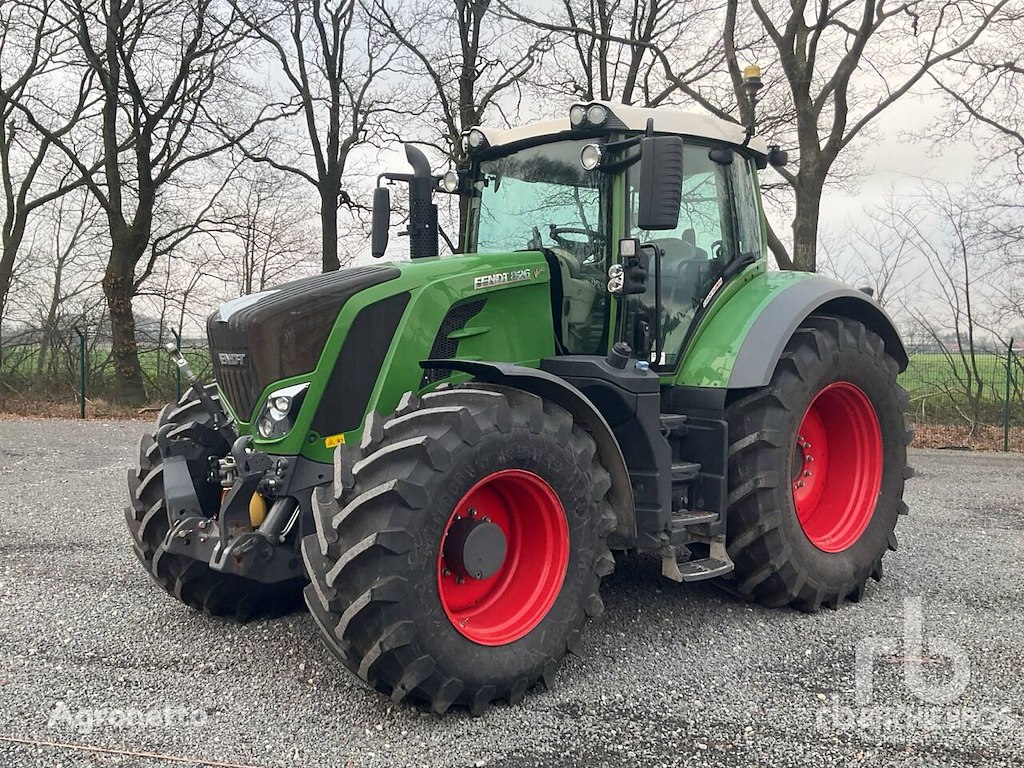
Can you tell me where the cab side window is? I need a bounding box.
[625,145,757,370]
[732,157,764,259]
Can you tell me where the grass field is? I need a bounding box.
[899,352,1014,401]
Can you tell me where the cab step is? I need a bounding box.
[670,461,701,483]
[660,414,688,436]
[670,509,718,528]
[676,556,734,582]
[660,537,734,583]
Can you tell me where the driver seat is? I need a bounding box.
[650,229,709,310]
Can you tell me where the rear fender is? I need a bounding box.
[675,272,907,390]
[728,277,908,388]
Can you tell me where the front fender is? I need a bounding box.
[421,359,635,540]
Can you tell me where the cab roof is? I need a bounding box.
[475,101,769,155]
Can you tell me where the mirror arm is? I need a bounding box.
[597,150,642,174]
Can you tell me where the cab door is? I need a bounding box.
[623,145,764,371]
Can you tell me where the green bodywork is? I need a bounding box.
[230,252,556,463]
[219,133,848,465]
[668,265,821,387]
[227,253,821,465]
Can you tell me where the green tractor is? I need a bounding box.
[126,79,912,714]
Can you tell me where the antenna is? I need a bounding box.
[741,65,763,147]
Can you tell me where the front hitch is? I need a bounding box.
[158,432,305,584]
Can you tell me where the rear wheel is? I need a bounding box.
[301,384,616,714]
[723,316,912,610]
[125,386,305,620]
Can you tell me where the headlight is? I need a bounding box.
[440,169,460,193]
[569,104,586,126]
[586,104,608,125]
[255,382,309,439]
[467,128,487,149]
[580,143,604,171]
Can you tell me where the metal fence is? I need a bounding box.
[3,329,1022,452]
[0,324,210,414]
[899,339,1022,452]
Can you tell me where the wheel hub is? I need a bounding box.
[442,515,507,581]
[437,469,569,646]
[792,381,883,553]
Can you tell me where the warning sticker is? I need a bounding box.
[324,433,346,449]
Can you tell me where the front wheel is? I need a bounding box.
[301,384,616,714]
[723,316,912,611]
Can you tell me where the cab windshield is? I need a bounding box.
[469,139,610,353]
[471,139,606,258]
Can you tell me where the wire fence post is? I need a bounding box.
[74,327,86,419]
[172,326,183,401]
[1005,338,1015,453]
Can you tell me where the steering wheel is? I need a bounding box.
[549,224,605,247]
[549,224,605,266]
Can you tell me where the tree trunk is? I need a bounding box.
[102,242,146,405]
[321,195,340,272]
[0,211,27,327]
[791,180,825,272]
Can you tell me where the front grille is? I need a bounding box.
[205,265,401,423]
[208,321,262,421]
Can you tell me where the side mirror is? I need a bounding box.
[371,186,390,259]
[768,145,789,167]
[636,136,683,231]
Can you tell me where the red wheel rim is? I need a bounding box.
[437,469,569,646]
[792,382,883,553]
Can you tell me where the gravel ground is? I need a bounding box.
[0,418,1021,768]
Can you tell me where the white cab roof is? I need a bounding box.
[477,101,768,154]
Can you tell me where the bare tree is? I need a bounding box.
[214,167,319,294]
[709,0,1012,271]
[374,0,548,154]
[229,0,401,272]
[27,188,105,380]
[510,0,1011,272]
[372,0,553,248]
[14,0,255,404]
[817,189,921,310]
[500,0,729,106]
[0,0,96,335]
[896,181,1011,430]
[932,5,1024,181]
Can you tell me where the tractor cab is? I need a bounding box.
[373,98,783,377]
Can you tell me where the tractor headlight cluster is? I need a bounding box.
[256,382,309,440]
[569,102,613,129]
[462,127,489,155]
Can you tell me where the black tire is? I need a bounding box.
[723,316,912,611]
[301,383,616,714]
[125,386,305,620]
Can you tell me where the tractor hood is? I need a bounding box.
[207,265,400,421]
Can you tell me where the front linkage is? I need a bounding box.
[158,343,304,585]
